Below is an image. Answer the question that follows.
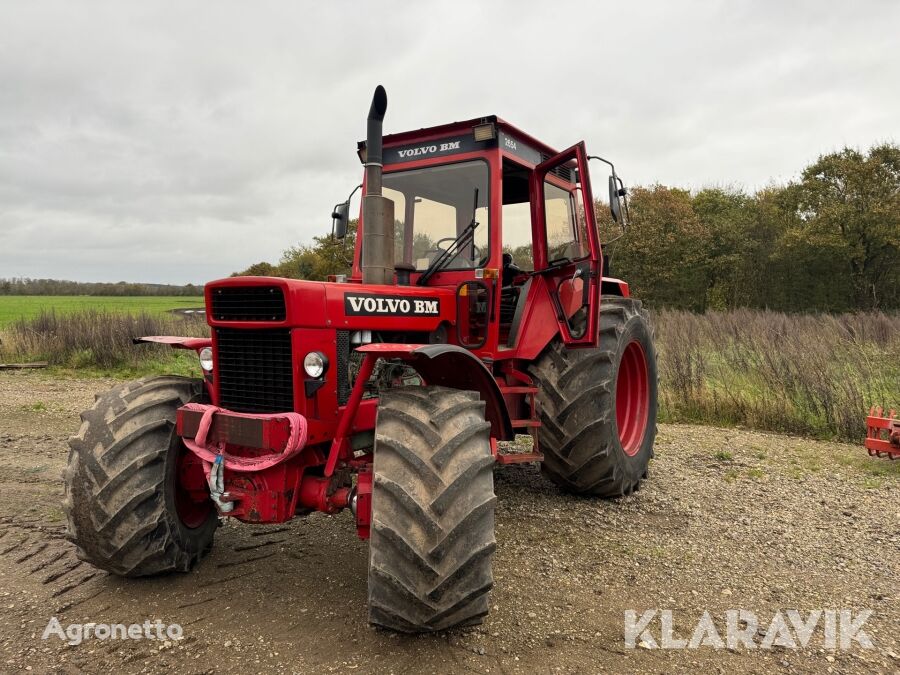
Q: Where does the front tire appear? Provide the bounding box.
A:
[530,297,658,496]
[368,386,496,632]
[64,376,217,576]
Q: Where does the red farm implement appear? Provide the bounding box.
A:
[865,407,900,460]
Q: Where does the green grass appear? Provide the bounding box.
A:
[655,309,900,442]
[50,350,205,380]
[0,296,204,327]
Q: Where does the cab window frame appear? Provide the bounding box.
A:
[381,158,492,273]
[541,172,590,269]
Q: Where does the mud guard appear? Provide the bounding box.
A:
[601,277,630,298]
[133,336,212,350]
[356,343,514,440]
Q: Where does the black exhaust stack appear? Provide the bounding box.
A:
[361,85,395,285]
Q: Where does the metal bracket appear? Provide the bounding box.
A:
[207,455,235,513]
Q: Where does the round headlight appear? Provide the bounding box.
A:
[199,346,214,372]
[303,351,328,378]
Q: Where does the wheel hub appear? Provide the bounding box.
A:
[616,340,650,456]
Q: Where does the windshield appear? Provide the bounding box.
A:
[383,160,489,271]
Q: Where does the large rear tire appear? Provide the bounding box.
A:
[529,297,657,497]
[64,376,217,576]
[368,386,496,632]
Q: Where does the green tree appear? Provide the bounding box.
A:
[235,220,357,280]
[608,186,711,310]
[793,144,900,309]
[691,187,755,309]
[232,261,277,277]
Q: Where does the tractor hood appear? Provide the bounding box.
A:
[204,276,455,332]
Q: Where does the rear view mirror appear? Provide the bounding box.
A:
[608,175,621,224]
[332,201,350,239]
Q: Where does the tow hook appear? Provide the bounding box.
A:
[207,455,234,513]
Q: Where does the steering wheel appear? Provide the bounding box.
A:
[426,237,483,265]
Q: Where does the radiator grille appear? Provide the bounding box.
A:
[215,328,294,413]
[210,286,286,322]
[336,330,350,405]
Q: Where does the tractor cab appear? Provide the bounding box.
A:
[335,114,630,361]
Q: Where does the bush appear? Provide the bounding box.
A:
[654,309,900,441]
[1,309,208,370]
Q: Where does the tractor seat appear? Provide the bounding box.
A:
[500,287,519,324]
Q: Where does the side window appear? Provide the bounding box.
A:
[501,201,534,272]
[544,181,584,264]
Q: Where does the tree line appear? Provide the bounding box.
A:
[239,142,894,313]
[0,278,203,296]
[599,143,899,312]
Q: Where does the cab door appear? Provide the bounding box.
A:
[531,142,601,348]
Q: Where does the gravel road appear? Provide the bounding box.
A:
[0,371,897,674]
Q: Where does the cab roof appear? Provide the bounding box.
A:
[358,116,563,167]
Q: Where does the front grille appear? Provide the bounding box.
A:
[216,328,294,413]
[210,286,286,322]
[336,330,350,405]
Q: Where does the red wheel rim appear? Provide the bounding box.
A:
[174,447,212,529]
[616,340,650,457]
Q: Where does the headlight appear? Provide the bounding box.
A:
[303,351,328,378]
[198,347,214,371]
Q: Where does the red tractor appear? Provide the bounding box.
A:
[64,87,657,632]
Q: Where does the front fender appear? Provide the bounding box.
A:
[133,336,212,350]
[134,336,215,400]
[356,343,514,440]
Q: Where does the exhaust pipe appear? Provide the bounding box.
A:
[361,85,395,285]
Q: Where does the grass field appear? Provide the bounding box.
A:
[0,296,205,326]
[655,309,900,441]
[1,303,897,441]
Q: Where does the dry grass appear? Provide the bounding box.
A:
[653,309,900,441]
[3,307,897,441]
[0,309,207,373]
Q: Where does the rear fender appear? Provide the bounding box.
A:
[356,343,513,440]
[601,277,630,298]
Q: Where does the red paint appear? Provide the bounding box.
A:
[174,449,212,528]
[134,336,212,350]
[865,407,900,459]
[616,341,650,456]
[298,476,351,514]
[325,352,377,476]
[355,467,373,539]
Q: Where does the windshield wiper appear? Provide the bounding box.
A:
[417,188,480,286]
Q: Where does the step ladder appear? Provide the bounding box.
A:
[496,384,543,465]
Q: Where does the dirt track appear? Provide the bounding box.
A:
[0,371,897,674]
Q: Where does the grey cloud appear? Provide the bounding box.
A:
[0,0,897,283]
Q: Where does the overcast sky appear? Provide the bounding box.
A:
[1,1,897,285]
